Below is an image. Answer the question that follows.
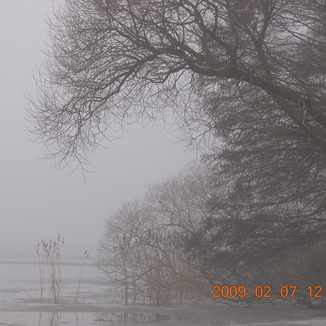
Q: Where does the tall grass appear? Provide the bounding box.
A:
[36,235,90,305]
[36,234,64,304]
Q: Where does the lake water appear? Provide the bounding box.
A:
[0,248,113,325]
[1,249,326,326]
[0,249,206,326]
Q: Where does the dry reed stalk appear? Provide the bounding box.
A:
[36,234,64,304]
[74,250,90,303]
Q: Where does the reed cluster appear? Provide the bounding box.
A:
[36,234,64,304]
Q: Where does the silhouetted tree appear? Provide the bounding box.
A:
[30,0,326,164]
[184,70,326,298]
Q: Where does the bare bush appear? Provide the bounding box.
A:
[98,163,214,305]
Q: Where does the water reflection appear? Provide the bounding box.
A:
[94,311,193,324]
[38,312,61,326]
[37,312,85,326]
[2,310,193,326]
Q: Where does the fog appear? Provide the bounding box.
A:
[0,0,196,256]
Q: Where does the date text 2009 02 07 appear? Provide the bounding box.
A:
[212,285,323,298]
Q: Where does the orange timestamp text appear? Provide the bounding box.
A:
[212,285,323,298]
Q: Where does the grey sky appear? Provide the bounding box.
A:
[0,1,196,256]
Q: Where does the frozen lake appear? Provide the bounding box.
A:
[1,249,326,326]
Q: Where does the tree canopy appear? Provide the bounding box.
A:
[30,0,326,164]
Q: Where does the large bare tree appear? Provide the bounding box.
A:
[30,1,326,299]
[30,0,326,164]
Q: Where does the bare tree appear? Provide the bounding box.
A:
[184,82,326,303]
[97,163,215,304]
[31,0,326,304]
[30,0,326,164]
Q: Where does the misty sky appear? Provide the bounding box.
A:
[0,1,196,256]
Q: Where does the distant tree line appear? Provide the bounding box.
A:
[98,162,326,307]
[98,163,215,305]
